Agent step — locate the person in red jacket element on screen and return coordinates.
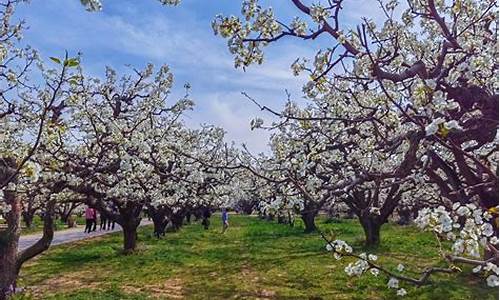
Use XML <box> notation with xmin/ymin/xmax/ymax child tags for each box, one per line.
<box><xmin>84</xmin><ymin>206</ymin><xmax>95</xmax><ymax>233</ymax></box>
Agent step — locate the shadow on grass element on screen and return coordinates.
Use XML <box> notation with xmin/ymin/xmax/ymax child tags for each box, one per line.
<box><xmin>16</xmin><ymin>215</ymin><xmax>498</xmax><ymax>300</ymax></box>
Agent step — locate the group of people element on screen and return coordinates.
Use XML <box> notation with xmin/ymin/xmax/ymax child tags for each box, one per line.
<box><xmin>84</xmin><ymin>206</ymin><xmax>229</xmax><ymax>234</ymax></box>
<box><xmin>84</xmin><ymin>206</ymin><xmax>115</xmax><ymax>233</ymax></box>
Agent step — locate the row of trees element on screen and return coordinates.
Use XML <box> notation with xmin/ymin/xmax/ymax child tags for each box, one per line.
<box><xmin>0</xmin><ymin>0</ymin><xmax>497</xmax><ymax>298</ymax></box>
<box><xmin>212</xmin><ymin>0</ymin><xmax>498</xmax><ymax>295</ymax></box>
<box><xmin>0</xmin><ymin>1</ymin><xmax>245</xmax><ymax>298</ymax></box>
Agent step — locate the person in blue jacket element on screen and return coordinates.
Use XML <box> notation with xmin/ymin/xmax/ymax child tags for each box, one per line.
<box><xmin>221</xmin><ymin>208</ymin><xmax>229</xmax><ymax>234</ymax></box>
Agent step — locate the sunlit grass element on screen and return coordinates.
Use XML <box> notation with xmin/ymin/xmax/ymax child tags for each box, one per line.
<box><xmin>15</xmin><ymin>215</ymin><xmax>497</xmax><ymax>299</ymax></box>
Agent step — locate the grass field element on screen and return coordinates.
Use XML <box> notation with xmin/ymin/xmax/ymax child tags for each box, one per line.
<box><xmin>14</xmin><ymin>215</ymin><xmax>497</xmax><ymax>299</ymax></box>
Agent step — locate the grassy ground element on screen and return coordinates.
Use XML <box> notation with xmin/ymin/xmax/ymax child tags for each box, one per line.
<box><xmin>20</xmin><ymin>216</ymin><xmax>86</xmax><ymax>235</ymax></box>
<box><xmin>14</xmin><ymin>215</ymin><xmax>497</xmax><ymax>299</ymax></box>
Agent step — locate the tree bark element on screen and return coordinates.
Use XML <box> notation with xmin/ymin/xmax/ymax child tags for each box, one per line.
<box><xmin>277</xmin><ymin>214</ymin><xmax>287</xmax><ymax>224</ymax></box>
<box><xmin>60</xmin><ymin>212</ymin><xmax>70</xmax><ymax>224</ymax></box>
<box><xmin>0</xmin><ymin>193</ymin><xmax>55</xmax><ymax>300</ymax></box>
<box><xmin>152</xmin><ymin>215</ymin><xmax>168</xmax><ymax>238</ymax></box>
<box><xmin>288</xmin><ymin>211</ymin><xmax>294</xmax><ymax>227</ymax></box>
<box><xmin>21</xmin><ymin>211</ymin><xmax>34</xmax><ymax>229</ymax></box>
<box><xmin>58</xmin><ymin>203</ymin><xmax>79</xmax><ymax>226</ymax></box>
<box><xmin>171</xmin><ymin>213</ymin><xmax>184</xmax><ymax>231</ymax></box>
<box><xmin>397</xmin><ymin>208</ymin><xmax>412</xmax><ymax>225</ymax></box>
<box><xmin>122</xmin><ymin>220</ymin><xmax>138</xmax><ymax>254</ymax></box>
<box><xmin>301</xmin><ymin>210</ymin><xmax>318</xmax><ymax>233</ymax></box>
<box><xmin>243</xmin><ymin>206</ymin><xmax>253</xmax><ymax>215</ymax></box>
<box><xmin>360</xmin><ymin>217</ymin><xmax>382</xmax><ymax>247</ymax></box>
<box><xmin>97</xmin><ymin>200</ymin><xmax>142</xmax><ymax>253</ymax></box>
<box><xmin>0</xmin><ymin>189</ymin><xmax>21</xmax><ymax>300</ymax></box>
<box><xmin>17</xmin><ymin>200</ymin><xmax>55</xmax><ymax>265</ymax></box>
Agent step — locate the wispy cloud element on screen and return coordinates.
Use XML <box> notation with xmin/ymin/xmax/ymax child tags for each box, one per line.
<box><xmin>15</xmin><ymin>0</ymin><xmax>380</xmax><ymax>153</ymax></box>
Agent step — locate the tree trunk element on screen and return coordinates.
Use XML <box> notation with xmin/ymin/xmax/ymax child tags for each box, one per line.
<box><xmin>66</xmin><ymin>215</ymin><xmax>76</xmax><ymax>228</ymax></box>
<box><xmin>243</xmin><ymin>206</ymin><xmax>253</xmax><ymax>215</ymax></box>
<box><xmin>301</xmin><ymin>210</ymin><xmax>317</xmax><ymax>233</ymax></box>
<box><xmin>288</xmin><ymin>211</ymin><xmax>294</xmax><ymax>227</ymax></box>
<box><xmin>0</xmin><ymin>189</ymin><xmax>21</xmax><ymax>300</ymax></box>
<box><xmin>170</xmin><ymin>212</ymin><xmax>184</xmax><ymax>231</ymax></box>
<box><xmin>397</xmin><ymin>208</ymin><xmax>412</xmax><ymax>225</ymax></box>
<box><xmin>102</xmin><ymin>201</ymin><xmax>143</xmax><ymax>253</ymax></box>
<box><xmin>22</xmin><ymin>211</ymin><xmax>34</xmax><ymax>229</ymax></box>
<box><xmin>58</xmin><ymin>203</ymin><xmax>80</xmax><ymax>227</ymax></box>
<box><xmin>60</xmin><ymin>212</ymin><xmax>70</xmax><ymax>224</ymax></box>
<box><xmin>241</xmin><ymin>200</ymin><xmax>255</xmax><ymax>215</ymax></box>
<box><xmin>277</xmin><ymin>214</ymin><xmax>286</xmax><ymax>224</ymax></box>
<box><xmin>122</xmin><ymin>221</ymin><xmax>138</xmax><ymax>253</ymax></box>
<box><xmin>152</xmin><ymin>214</ymin><xmax>168</xmax><ymax>238</ymax></box>
<box><xmin>0</xmin><ymin>190</ymin><xmax>55</xmax><ymax>300</ymax></box>
<box><xmin>360</xmin><ymin>218</ymin><xmax>382</xmax><ymax>247</ymax></box>
<box><xmin>201</xmin><ymin>217</ymin><xmax>210</xmax><ymax>229</ymax></box>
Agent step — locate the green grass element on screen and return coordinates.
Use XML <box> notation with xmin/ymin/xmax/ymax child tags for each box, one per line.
<box><xmin>20</xmin><ymin>216</ymin><xmax>86</xmax><ymax>235</ymax></box>
<box><xmin>15</xmin><ymin>215</ymin><xmax>497</xmax><ymax>299</ymax></box>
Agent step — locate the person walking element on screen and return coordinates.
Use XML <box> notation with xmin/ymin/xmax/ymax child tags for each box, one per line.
<box><xmin>221</xmin><ymin>208</ymin><xmax>229</xmax><ymax>234</ymax></box>
<box><xmin>91</xmin><ymin>208</ymin><xmax>98</xmax><ymax>232</ymax></box>
<box><xmin>99</xmin><ymin>212</ymin><xmax>107</xmax><ymax>230</ymax></box>
<box><xmin>107</xmin><ymin>217</ymin><xmax>115</xmax><ymax>230</ymax></box>
<box><xmin>108</xmin><ymin>204</ymin><xmax>117</xmax><ymax>230</ymax></box>
<box><xmin>84</xmin><ymin>206</ymin><xmax>95</xmax><ymax>233</ymax></box>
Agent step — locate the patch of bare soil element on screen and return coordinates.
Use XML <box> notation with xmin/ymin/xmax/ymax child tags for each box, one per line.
<box><xmin>238</xmin><ymin>264</ymin><xmax>276</xmax><ymax>299</ymax></box>
<box><xmin>258</xmin><ymin>289</ymin><xmax>277</xmax><ymax>298</ymax></box>
<box><xmin>26</xmin><ymin>270</ymin><xmax>102</xmax><ymax>297</ymax></box>
<box><xmin>241</xmin><ymin>265</ymin><xmax>260</xmax><ymax>283</ymax></box>
<box><xmin>123</xmin><ymin>278</ymin><xmax>184</xmax><ymax>299</ymax></box>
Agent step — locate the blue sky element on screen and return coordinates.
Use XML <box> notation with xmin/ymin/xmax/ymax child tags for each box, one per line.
<box><xmin>15</xmin><ymin>0</ymin><xmax>381</xmax><ymax>153</ymax></box>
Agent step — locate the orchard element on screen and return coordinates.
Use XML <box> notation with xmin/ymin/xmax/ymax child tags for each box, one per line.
<box><xmin>0</xmin><ymin>0</ymin><xmax>497</xmax><ymax>299</ymax></box>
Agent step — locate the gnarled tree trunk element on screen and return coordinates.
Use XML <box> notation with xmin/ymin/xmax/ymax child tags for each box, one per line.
<box><xmin>58</xmin><ymin>202</ymin><xmax>79</xmax><ymax>226</ymax></box>
<box><xmin>112</xmin><ymin>201</ymin><xmax>142</xmax><ymax>254</ymax></box>
<box><xmin>0</xmin><ymin>189</ymin><xmax>21</xmax><ymax>300</ymax></box>
<box><xmin>122</xmin><ymin>221</ymin><xmax>138</xmax><ymax>253</ymax></box>
<box><xmin>0</xmin><ymin>190</ymin><xmax>55</xmax><ymax>300</ymax></box>
<box><xmin>277</xmin><ymin>214</ymin><xmax>287</xmax><ymax>224</ymax></box>
<box><xmin>152</xmin><ymin>214</ymin><xmax>168</xmax><ymax>238</ymax></box>
<box><xmin>301</xmin><ymin>209</ymin><xmax>318</xmax><ymax>233</ymax></box>
<box><xmin>360</xmin><ymin>217</ymin><xmax>382</xmax><ymax>247</ymax></box>
<box><xmin>170</xmin><ymin>212</ymin><xmax>185</xmax><ymax>231</ymax></box>
<box><xmin>21</xmin><ymin>210</ymin><xmax>35</xmax><ymax>229</ymax></box>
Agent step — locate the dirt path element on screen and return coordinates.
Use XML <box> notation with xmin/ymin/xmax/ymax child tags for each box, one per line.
<box><xmin>18</xmin><ymin>220</ymin><xmax>152</xmax><ymax>251</ymax></box>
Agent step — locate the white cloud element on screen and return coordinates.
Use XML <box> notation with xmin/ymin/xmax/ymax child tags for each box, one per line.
<box><xmin>184</xmin><ymin>90</ymin><xmax>278</xmax><ymax>154</ymax></box>
<box><xmin>15</xmin><ymin>0</ymin><xmax>316</xmax><ymax>153</ymax></box>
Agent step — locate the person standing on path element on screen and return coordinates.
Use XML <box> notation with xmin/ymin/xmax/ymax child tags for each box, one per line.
<box><xmin>84</xmin><ymin>206</ymin><xmax>95</xmax><ymax>233</ymax></box>
<box><xmin>221</xmin><ymin>208</ymin><xmax>229</xmax><ymax>234</ymax></box>
<box><xmin>107</xmin><ymin>216</ymin><xmax>115</xmax><ymax>230</ymax></box>
<box><xmin>99</xmin><ymin>212</ymin><xmax>107</xmax><ymax>230</ymax></box>
<box><xmin>108</xmin><ymin>204</ymin><xmax>117</xmax><ymax>230</ymax></box>
<box><xmin>91</xmin><ymin>208</ymin><xmax>98</xmax><ymax>232</ymax></box>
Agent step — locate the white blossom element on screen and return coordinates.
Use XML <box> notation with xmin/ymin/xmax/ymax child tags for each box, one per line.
<box><xmin>387</xmin><ymin>277</ymin><xmax>399</xmax><ymax>289</ymax></box>
<box><xmin>396</xmin><ymin>264</ymin><xmax>405</xmax><ymax>272</ymax></box>
<box><xmin>486</xmin><ymin>275</ymin><xmax>499</xmax><ymax>287</ymax></box>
